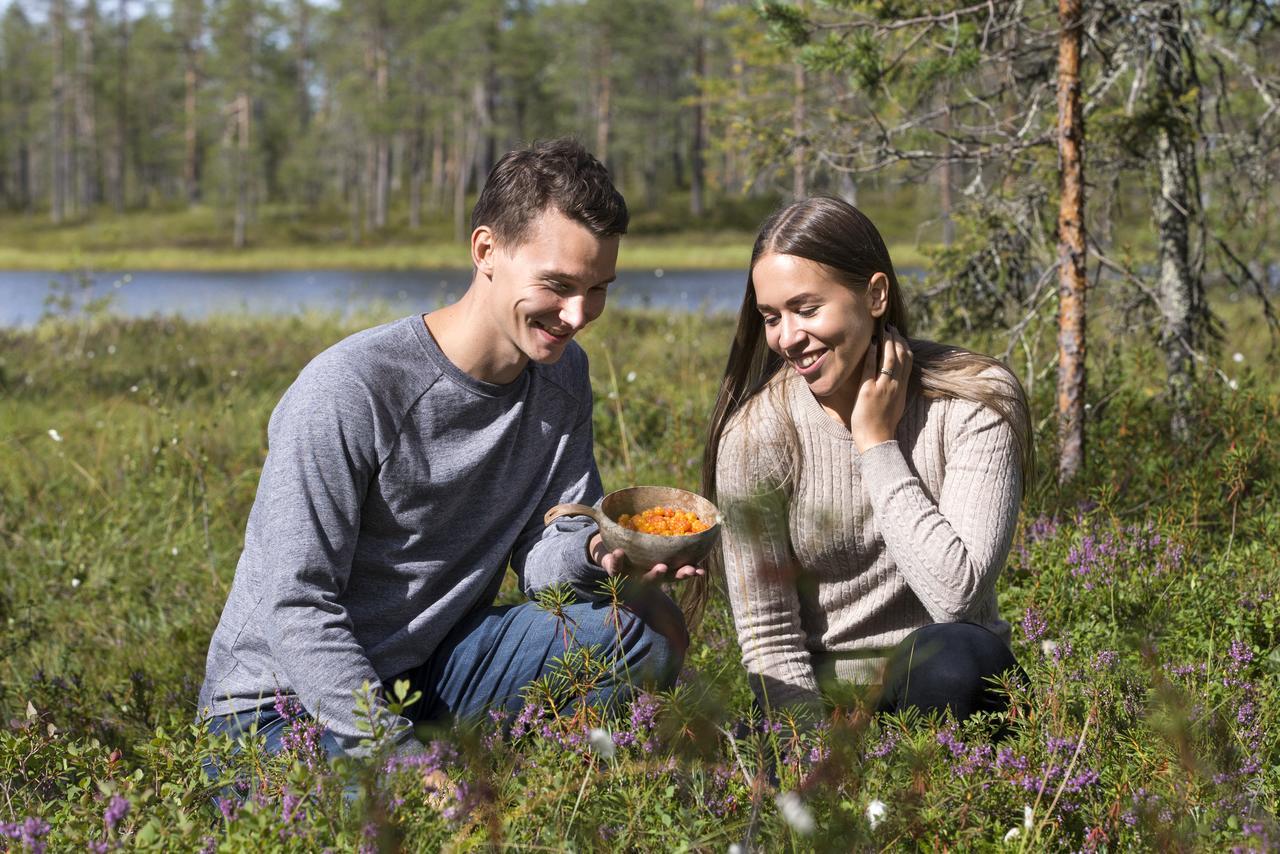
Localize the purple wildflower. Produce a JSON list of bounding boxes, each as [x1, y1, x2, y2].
[[1027, 514, 1059, 543], [0, 817, 52, 854], [217, 797, 240, 823], [275, 690, 326, 767], [867, 730, 898, 759], [936, 727, 965, 758], [1021, 607, 1047, 642], [443, 781, 474, 822], [1228, 640, 1254, 672], [629, 692, 660, 731], [103, 795, 129, 831], [280, 792, 304, 824], [1049, 637, 1074, 664]]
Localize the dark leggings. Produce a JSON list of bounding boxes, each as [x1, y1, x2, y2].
[[876, 622, 1024, 720]]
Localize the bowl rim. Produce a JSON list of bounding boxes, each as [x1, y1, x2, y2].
[[598, 486, 722, 541]]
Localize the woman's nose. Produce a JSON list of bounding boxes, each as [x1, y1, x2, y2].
[[778, 315, 806, 351]]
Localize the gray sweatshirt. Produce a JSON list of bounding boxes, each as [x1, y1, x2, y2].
[[197, 315, 604, 754]]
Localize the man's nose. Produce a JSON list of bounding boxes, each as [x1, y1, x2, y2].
[[560, 296, 588, 330]]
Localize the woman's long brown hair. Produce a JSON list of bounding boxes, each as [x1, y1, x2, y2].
[[680, 196, 1032, 629]]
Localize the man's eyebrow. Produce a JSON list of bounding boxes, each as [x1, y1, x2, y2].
[[757, 292, 823, 311], [541, 270, 616, 287]]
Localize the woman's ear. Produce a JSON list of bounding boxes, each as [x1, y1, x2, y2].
[[471, 225, 496, 277], [868, 272, 890, 317]]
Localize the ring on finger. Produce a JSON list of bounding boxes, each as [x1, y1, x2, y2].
[[878, 368, 895, 378]]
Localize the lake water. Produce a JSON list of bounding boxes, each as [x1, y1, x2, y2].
[[0, 268, 754, 327]]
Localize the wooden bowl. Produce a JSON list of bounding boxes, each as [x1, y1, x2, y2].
[[544, 486, 722, 573]]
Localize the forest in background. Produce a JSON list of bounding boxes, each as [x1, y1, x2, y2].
[[0, 0, 1272, 257]]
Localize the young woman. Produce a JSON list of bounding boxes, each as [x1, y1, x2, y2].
[[699, 197, 1032, 721]]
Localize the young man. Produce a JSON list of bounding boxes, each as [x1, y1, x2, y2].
[[198, 139, 694, 759]]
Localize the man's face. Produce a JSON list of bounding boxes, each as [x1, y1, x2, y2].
[[482, 208, 619, 366]]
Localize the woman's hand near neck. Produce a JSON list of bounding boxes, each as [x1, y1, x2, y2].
[[848, 324, 913, 453]]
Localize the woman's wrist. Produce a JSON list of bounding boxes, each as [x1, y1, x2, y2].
[[853, 431, 895, 454]]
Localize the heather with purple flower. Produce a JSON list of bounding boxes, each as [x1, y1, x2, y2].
[[4, 311, 1279, 850]]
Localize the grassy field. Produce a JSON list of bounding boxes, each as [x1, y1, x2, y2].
[[1, 300, 1277, 850], [0, 201, 936, 272]]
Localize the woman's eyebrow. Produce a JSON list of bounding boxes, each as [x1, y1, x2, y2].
[[758, 292, 823, 311]]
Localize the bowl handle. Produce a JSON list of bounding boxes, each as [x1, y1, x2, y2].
[[543, 503, 602, 527]]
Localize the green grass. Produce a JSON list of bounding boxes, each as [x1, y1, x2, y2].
[[0, 203, 936, 272], [1, 303, 1277, 850]]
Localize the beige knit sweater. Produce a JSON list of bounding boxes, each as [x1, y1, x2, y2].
[[716, 368, 1021, 711]]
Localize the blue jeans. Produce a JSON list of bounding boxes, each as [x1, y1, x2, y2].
[[205, 582, 687, 758], [877, 622, 1024, 720]]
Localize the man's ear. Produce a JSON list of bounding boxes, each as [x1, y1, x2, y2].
[[471, 225, 496, 277], [868, 272, 890, 318]]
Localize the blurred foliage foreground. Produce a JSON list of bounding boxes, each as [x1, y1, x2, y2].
[[0, 306, 1277, 852]]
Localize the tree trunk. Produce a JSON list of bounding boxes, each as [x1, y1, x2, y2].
[[50, 0, 68, 223], [792, 60, 807, 200], [1055, 0, 1087, 484], [76, 0, 99, 211], [408, 105, 425, 230], [293, 0, 311, 130], [180, 0, 204, 207], [231, 93, 251, 248], [363, 137, 376, 233], [1152, 3, 1201, 439], [109, 0, 128, 212], [689, 0, 706, 217], [940, 91, 954, 246], [470, 79, 488, 203], [374, 39, 389, 230], [481, 3, 499, 177], [595, 42, 611, 166], [183, 62, 200, 204], [430, 119, 445, 212], [452, 102, 472, 242]]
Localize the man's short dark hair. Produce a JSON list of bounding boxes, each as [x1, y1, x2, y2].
[[470, 138, 628, 247]]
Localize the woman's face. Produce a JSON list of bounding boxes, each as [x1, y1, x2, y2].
[[752, 253, 888, 413]]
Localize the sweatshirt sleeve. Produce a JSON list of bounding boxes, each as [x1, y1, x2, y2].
[[717, 418, 823, 714], [256, 366, 420, 757], [858, 390, 1022, 625], [510, 365, 606, 597]]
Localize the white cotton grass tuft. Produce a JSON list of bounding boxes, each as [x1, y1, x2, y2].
[[1233, 352, 1244, 363], [48, 429, 63, 442], [1004, 804, 1034, 843], [587, 728, 615, 760], [727, 845, 745, 854], [70, 578, 81, 588], [866, 798, 887, 830], [775, 791, 815, 835]]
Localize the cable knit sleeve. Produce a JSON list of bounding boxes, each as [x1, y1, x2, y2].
[[717, 411, 823, 714], [858, 384, 1022, 625]]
